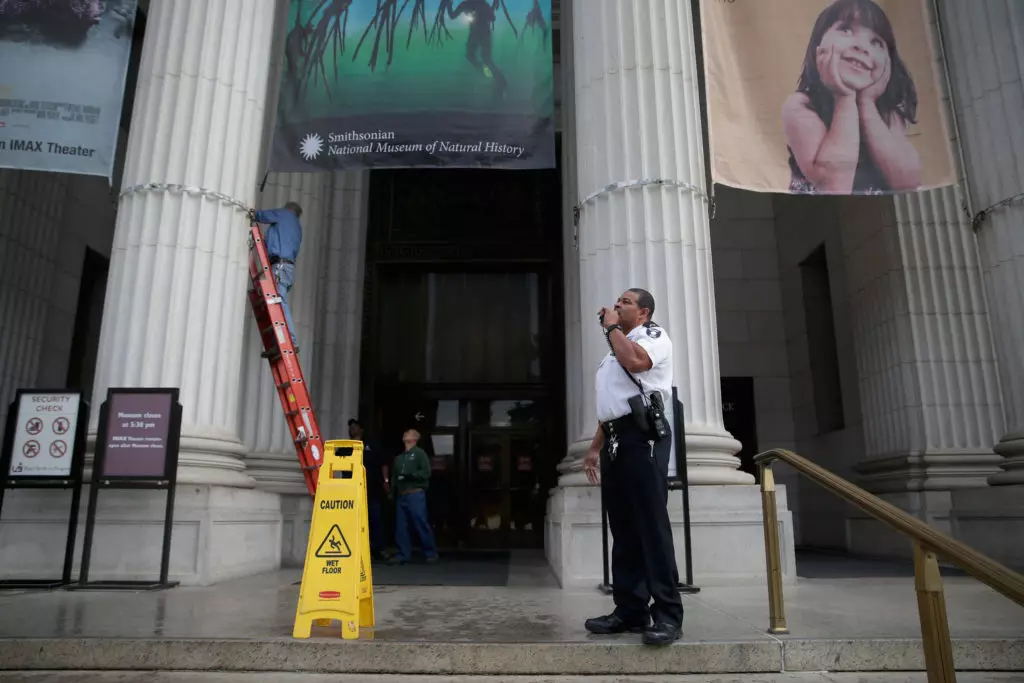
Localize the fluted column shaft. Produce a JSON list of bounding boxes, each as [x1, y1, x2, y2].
[[570, 0, 749, 485], [844, 187, 1004, 491], [556, 0, 587, 486], [0, 171, 67, 437], [940, 0, 1024, 484], [845, 1, 1005, 492], [89, 0, 277, 487], [313, 171, 369, 439]]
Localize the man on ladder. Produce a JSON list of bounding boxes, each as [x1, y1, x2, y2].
[[248, 201, 303, 350]]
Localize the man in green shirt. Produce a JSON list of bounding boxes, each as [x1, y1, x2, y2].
[[389, 429, 438, 564]]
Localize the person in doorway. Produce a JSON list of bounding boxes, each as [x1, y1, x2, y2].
[[348, 418, 389, 560], [248, 201, 303, 349], [388, 429, 438, 565], [582, 288, 683, 646]]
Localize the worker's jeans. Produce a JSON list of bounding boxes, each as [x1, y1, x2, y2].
[[394, 490, 437, 562], [271, 262, 297, 344]]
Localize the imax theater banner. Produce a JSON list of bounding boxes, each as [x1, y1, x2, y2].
[[700, 0, 956, 196], [0, 0, 138, 178], [270, 0, 555, 171]]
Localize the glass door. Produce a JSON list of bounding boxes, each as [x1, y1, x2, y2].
[[464, 430, 545, 549], [373, 392, 547, 550]]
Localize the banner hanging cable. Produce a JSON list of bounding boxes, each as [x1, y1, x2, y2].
[[572, 178, 716, 249]]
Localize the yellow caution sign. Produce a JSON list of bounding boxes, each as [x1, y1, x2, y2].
[[293, 440, 375, 640]]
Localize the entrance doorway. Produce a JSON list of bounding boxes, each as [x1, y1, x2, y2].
[[375, 391, 548, 550], [360, 165, 565, 554]]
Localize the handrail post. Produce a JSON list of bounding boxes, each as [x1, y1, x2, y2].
[[759, 462, 788, 634], [914, 542, 957, 683]]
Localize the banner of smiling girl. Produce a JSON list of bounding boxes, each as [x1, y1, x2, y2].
[[700, 0, 956, 195]]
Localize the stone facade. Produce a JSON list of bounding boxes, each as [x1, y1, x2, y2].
[[0, 0, 1022, 584]]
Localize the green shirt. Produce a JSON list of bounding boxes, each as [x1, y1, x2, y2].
[[391, 446, 430, 495]]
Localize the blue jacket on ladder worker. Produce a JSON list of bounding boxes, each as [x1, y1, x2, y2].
[[249, 202, 303, 349]]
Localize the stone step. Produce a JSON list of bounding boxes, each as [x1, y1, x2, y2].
[[1, 638, 1021, 677], [1, 673, 1023, 683]]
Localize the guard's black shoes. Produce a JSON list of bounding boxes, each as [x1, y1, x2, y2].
[[584, 613, 649, 635], [642, 622, 682, 646]]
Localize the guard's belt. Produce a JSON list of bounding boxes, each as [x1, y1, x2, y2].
[[601, 414, 635, 436]]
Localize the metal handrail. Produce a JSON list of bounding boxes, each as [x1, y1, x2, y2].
[[754, 448, 1024, 683]]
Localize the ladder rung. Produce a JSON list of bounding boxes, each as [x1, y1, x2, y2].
[[285, 410, 299, 417], [260, 325, 275, 335], [276, 381, 291, 390]]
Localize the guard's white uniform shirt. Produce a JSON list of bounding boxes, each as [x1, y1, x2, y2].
[[595, 323, 674, 423]]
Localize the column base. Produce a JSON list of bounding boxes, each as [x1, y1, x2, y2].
[[281, 494, 314, 568], [558, 425, 756, 488], [950, 485, 1024, 571], [0, 485, 282, 586], [87, 429, 257, 489], [544, 484, 796, 588], [847, 491, 955, 561], [853, 449, 1005, 492], [990, 430, 1024, 485]]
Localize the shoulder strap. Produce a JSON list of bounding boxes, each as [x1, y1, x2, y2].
[[620, 363, 645, 393]]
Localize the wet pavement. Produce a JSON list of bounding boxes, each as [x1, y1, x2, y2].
[[0, 551, 1019, 644]]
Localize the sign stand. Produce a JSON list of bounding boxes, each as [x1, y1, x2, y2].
[[293, 439, 375, 640], [0, 389, 88, 590], [599, 386, 700, 595], [669, 389, 700, 594], [69, 387, 182, 592]]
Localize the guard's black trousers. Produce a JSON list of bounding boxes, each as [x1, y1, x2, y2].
[[602, 416, 684, 628]]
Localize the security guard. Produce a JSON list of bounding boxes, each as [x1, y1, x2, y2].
[[583, 288, 683, 646]]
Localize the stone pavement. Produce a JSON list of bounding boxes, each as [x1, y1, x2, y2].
[[3, 674, 1023, 683], [0, 551, 1021, 676]]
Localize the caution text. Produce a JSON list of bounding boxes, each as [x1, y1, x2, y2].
[[321, 499, 355, 510]]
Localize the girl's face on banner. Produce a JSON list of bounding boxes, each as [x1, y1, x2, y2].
[[820, 19, 889, 91]]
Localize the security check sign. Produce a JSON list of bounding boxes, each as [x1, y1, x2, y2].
[[8, 392, 80, 477], [293, 440, 375, 640]]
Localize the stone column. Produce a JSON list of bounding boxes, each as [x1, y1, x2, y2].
[[940, 0, 1024, 485], [571, 0, 749, 486], [845, 1, 1005, 496], [546, 0, 794, 590], [77, 0, 283, 585], [555, 0, 587, 487], [90, 0, 278, 488], [839, 184, 1005, 558], [313, 171, 370, 439]]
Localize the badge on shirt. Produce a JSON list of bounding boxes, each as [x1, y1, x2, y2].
[[646, 325, 662, 339]]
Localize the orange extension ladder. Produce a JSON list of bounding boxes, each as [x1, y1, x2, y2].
[[246, 222, 322, 496]]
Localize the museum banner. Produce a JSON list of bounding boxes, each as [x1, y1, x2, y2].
[[700, 0, 956, 195], [270, 0, 555, 171], [0, 0, 138, 178]]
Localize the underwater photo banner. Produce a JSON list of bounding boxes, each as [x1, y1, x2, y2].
[[270, 0, 555, 171], [700, 0, 956, 196], [0, 0, 138, 178]]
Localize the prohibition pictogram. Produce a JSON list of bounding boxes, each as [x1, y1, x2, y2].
[[25, 418, 43, 435], [50, 440, 68, 458], [23, 440, 40, 458], [53, 417, 70, 435]]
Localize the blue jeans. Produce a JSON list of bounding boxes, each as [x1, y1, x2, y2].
[[271, 262, 297, 344], [367, 499, 383, 556], [394, 490, 437, 561]]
